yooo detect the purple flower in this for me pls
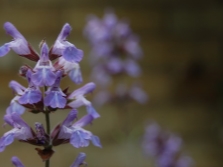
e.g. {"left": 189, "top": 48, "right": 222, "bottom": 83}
{"left": 11, "top": 156, "right": 25, "bottom": 167}
{"left": 142, "top": 122, "right": 193, "bottom": 167}
{"left": 18, "top": 70, "right": 42, "bottom": 105}
{"left": 0, "top": 113, "right": 33, "bottom": 152}
{"left": 51, "top": 23, "right": 83, "bottom": 63}
{"left": 52, "top": 109, "right": 101, "bottom": 148}
{"left": 32, "top": 42, "right": 56, "bottom": 87}
{"left": 70, "top": 152, "right": 87, "bottom": 167}
{"left": 0, "top": 22, "right": 39, "bottom": 61}
{"left": 44, "top": 71, "right": 67, "bottom": 108}
{"left": 55, "top": 55, "right": 83, "bottom": 84}
{"left": 68, "top": 82, "right": 100, "bottom": 118}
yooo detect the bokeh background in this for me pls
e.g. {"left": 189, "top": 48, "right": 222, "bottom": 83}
{"left": 0, "top": 0, "right": 223, "bottom": 166}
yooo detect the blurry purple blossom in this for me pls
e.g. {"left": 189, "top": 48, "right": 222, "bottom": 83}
{"left": 84, "top": 10, "right": 147, "bottom": 106}
{"left": 142, "top": 122, "right": 194, "bottom": 167}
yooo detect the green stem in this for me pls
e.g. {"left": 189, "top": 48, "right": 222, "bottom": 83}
{"left": 45, "top": 111, "right": 50, "bottom": 167}
{"left": 45, "top": 159, "right": 50, "bottom": 167}
{"left": 45, "top": 111, "right": 50, "bottom": 134}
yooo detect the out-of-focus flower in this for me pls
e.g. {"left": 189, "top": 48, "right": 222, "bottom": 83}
{"left": 84, "top": 10, "right": 147, "bottom": 106}
{"left": 142, "top": 122, "right": 194, "bottom": 167}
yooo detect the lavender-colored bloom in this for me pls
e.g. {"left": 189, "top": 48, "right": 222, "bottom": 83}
{"left": 68, "top": 83, "right": 100, "bottom": 118}
{"left": 6, "top": 99, "right": 25, "bottom": 116}
{"left": 18, "top": 70, "right": 42, "bottom": 104}
{"left": 54, "top": 109, "right": 101, "bottom": 148}
{"left": 129, "top": 84, "right": 148, "bottom": 104}
{"left": 70, "top": 152, "right": 86, "bottom": 167}
{"left": 44, "top": 71, "right": 67, "bottom": 108}
{"left": 84, "top": 11, "right": 147, "bottom": 106}
{"left": 56, "top": 55, "right": 83, "bottom": 84}
{"left": 142, "top": 122, "right": 193, "bottom": 167}
{"left": 0, "top": 113, "right": 33, "bottom": 152}
{"left": 124, "top": 59, "right": 141, "bottom": 77}
{"left": 0, "top": 22, "right": 29, "bottom": 57}
{"left": 0, "top": 22, "right": 39, "bottom": 61}
{"left": 51, "top": 23, "right": 83, "bottom": 63}
{"left": 11, "top": 156, "right": 25, "bottom": 167}
{"left": 32, "top": 43, "right": 56, "bottom": 87}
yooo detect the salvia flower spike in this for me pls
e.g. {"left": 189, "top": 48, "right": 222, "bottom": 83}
{"left": 0, "top": 22, "right": 100, "bottom": 166}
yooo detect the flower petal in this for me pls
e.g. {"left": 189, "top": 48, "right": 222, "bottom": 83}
{"left": 44, "top": 91, "right": 67, "bottom": 108}
{"left": 70, "top": 152, "right": 86, "bottom": 167}
{"left": 70, "top": 130, "right": 91, "bottom": 148}
{"left": 73, "top": 114, "right": 94, "bottom": 127}
{"left": 32, "top": 68, "right": 56, "bottom": 87}
{"left": 68, "top": 67, "right": 83, "bottom": 84}
{"left": 91, "top": 135, "right": 102, "bottom": 148}
{"left": 68, "top": 82, "right": 95, "bottom": 99}
{"left": 0, "top": 43, "right": 10, "bottom": 57}
{"left": 86, "top": 105, "right": 100, "bottom": 119}
{"left": 63, "top": 46, "right": 83, "bottom": 63}
{"left": 11, "top": 156, "right": 25, "bottom": 167}
{"left": 18, "top": 90, "right": 42, "bottom": 104}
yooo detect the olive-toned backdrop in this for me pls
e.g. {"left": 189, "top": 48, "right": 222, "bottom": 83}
{"left": 0, "top": 0, "right": 223, "bottom": 166}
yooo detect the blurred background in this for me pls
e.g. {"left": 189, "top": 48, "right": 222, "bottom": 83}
{"left": 0, "top": 0, "right": 223, "bottom": 166}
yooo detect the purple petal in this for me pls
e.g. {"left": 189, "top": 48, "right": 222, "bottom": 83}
{"left": 129, "top": 86, "right": 148, "bottom": 104}
{"left": 70, "top": 130, "right": 91, "bottom": 148}
{"left": 63, "top": 46, "right": 83, "bottom": 63}
{"left": 0, "top": 43, "right": 10, "bottom": 57}
{"left": 0, "top": 133, "right": 14, "bottom": 152}
{"left": 4, "top": 22, "right": 25, "bottom": 39}
{"left": 124, "top": 59, "right": 141, "bottom": 77}
{"left": 106, "top": 58, "right": 123, "bottom": 74}
{"left": 57, "top": 23, "right": 72, "bottom": 41}
{"left": 68, "top": 67, "right": 83, "bottom": 84}
{"left": 40, "top": 42, "right": 49, "bottom": 62}
{"left": 18, "top": 90, "right": 42, "bottom": 104}
{"left": 4, "top": 114, "right": 14, "bottom": 127}
{"left": 11, "top": 113, "right": 30, "bottom": 129}
{"left": 70, "top": 152, "right": 86, "bottom": 167}
{"left": 11, "top": 156, "right": 25, "bottom": 167}
{"left": 9, "top": 81, "right": 26, "bottom": 95}
{"left": 86, "top": 105, "right": 100, "bottom": 119}
{"left": 91, "top": 135, "right": 102, "bottom": 148}
{"left": 2, "top": 133, "right": 15, "bottom": 146}
{"left": 32, "top": 68, "right": 56, "bottom": 87}
{"left": 68, "top": 82, "right": 96, "bottom": 98}
{"left": 6, "top": 101, "right": 26, "bottom": 115}
{"left": 44, "top": 91, "right": 67, "bottom": 108}
{"left": 73, "top": 114, "right": 94, "bottom": 127}
{"left": 62, "top": 109, "right": 78, "bottom": 126}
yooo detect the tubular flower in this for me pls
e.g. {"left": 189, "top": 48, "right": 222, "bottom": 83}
{"left": 68, "top": 82, "right": 100, "bottom": 118}
{"left": 52, "top": 109, "right": 101, "bottom": 148}
{"left": 0, "top": 22, "right": 39, "bottom": 61}
{"left": 44, "top": 70, "right": 67, "bottom": 108}
{"left": 32, "top": 43, "right": 56, "bottom": 87}
{"left": 0, "top": 113, "right": 34, "bottom": 152}
{"left": 51, "top": 23, "right": 83, "bottom": 84}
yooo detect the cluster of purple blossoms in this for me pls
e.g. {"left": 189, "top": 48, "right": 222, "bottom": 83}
{"left": 142, "top": 122, "right": 193, "bottom": 167}
{"left": 0, "top": 22, "right": 101, "bottom": 166}
{"left": 84, "top": 10, "right": 148, "bottom": 106}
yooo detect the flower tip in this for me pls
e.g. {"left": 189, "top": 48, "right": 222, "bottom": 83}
{"left": 3, "top": 22, "right": 13, "bottom": 30}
